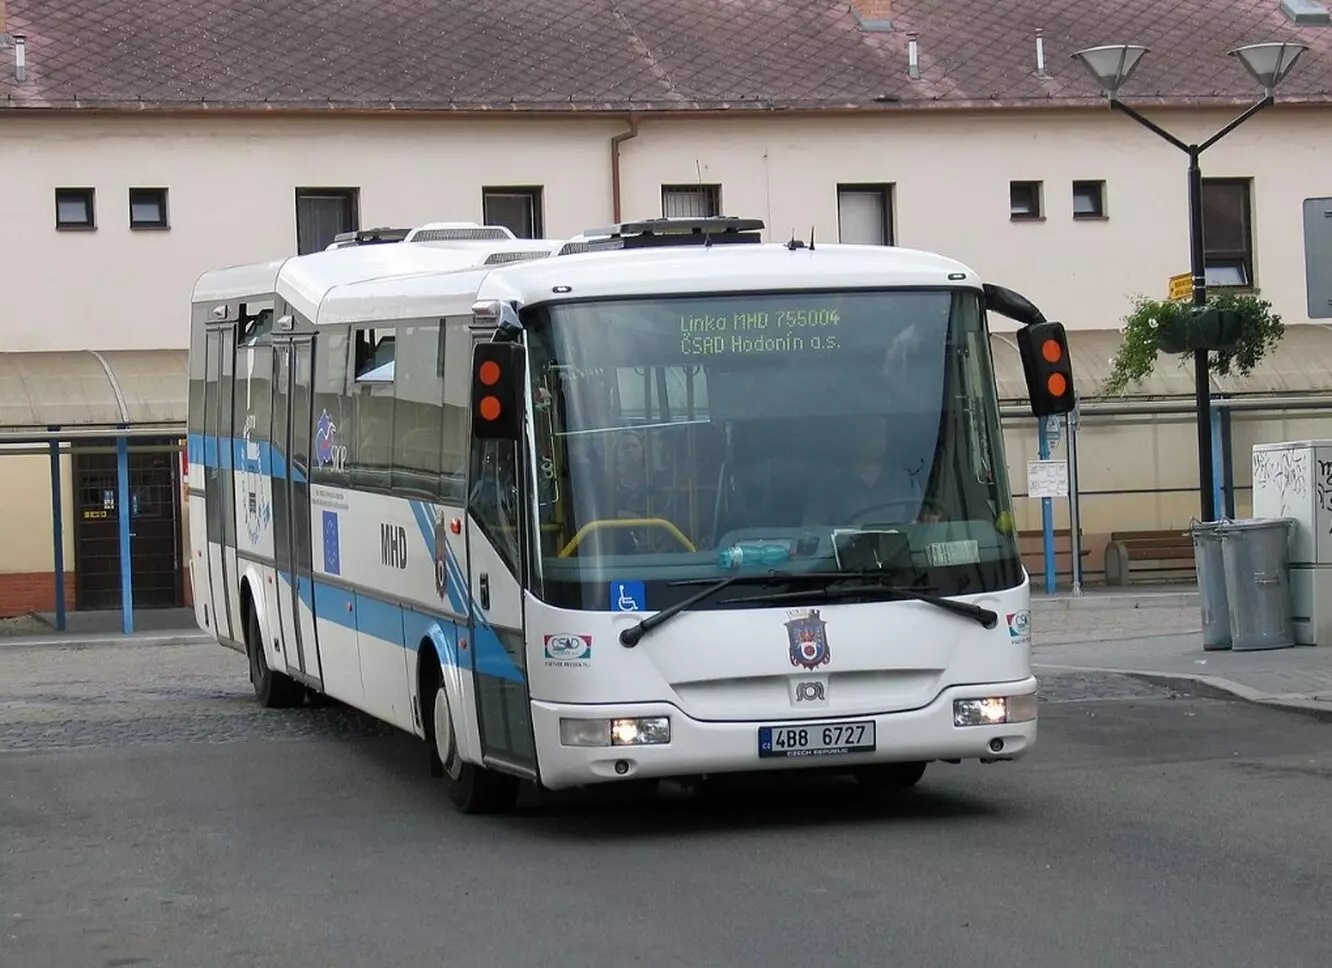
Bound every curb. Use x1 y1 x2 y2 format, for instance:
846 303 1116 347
1031 592 1198 612
0 630 212 651
1034 661 1332 724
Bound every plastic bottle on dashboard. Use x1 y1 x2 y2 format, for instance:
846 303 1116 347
717 541 791 569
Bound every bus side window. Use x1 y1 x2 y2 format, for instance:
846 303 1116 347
351 325 395 490
469 439 523 579
311 328 352 486
391 321 445 500
439 318 471 504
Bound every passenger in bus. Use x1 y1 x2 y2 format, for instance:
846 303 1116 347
606 429 688 553
803 413 934 526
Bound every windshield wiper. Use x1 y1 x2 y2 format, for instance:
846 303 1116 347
619 571 799 647
719 575 998 629
620 569 996 646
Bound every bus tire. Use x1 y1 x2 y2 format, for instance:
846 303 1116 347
246 603 304 709
423 655 519 815
853 761 928 792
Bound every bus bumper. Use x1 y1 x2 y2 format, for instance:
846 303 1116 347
529 677 1038 791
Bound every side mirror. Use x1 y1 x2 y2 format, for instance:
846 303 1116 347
470 341 526 440
983 283 1047 326
1016 321 1075 417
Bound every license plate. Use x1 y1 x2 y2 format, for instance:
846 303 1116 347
758 721 876 759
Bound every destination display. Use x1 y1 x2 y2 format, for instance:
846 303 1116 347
679 307 844 358
543 289 960 380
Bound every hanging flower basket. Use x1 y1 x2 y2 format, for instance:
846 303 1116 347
1103 291 1284 396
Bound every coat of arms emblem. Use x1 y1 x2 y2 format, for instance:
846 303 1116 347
785 609 830 670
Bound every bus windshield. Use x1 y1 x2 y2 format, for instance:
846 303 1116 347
522 288 1022 611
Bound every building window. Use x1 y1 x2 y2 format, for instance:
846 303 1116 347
837 184 894 245
295 187 359 254
1203 178 1254 288
662 185 721 218
482 187 543 239
1010 181 1043 220
129 188 169 229
55 188 95 230
1072 180 1106 219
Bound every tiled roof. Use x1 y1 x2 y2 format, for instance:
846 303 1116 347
3 0 1332 113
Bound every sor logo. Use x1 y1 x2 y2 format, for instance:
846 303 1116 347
793 679 827 703
314 409 347 471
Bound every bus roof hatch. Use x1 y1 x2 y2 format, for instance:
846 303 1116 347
577 216 766 249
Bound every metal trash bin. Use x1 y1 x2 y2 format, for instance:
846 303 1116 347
1190 519 1231 651
1218 517 1297 652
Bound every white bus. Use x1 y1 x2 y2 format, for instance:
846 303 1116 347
187 216 1076 813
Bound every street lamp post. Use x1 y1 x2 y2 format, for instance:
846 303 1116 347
1072 42 1308 522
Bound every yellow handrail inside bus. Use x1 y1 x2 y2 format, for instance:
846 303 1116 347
557 518 697 557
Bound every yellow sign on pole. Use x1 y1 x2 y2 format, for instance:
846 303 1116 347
1168 272 1193 302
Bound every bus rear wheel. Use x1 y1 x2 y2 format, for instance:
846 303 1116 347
246 605 304 709
425 664 519 815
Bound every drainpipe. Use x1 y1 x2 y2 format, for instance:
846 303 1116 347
610 114 641 222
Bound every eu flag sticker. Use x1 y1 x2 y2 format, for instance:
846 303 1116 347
322 510 341 575
609 580 645 612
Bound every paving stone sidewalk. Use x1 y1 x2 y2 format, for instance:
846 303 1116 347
1032 589 1332 721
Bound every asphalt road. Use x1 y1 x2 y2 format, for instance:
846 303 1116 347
2 641 1331 968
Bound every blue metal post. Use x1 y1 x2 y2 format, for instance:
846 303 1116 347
48 439 66 632
1038 416 1056 595
1220 406 1236 519
117 434 134 635
1210 400 1225 523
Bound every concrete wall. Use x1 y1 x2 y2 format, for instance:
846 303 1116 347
2 108 1329 350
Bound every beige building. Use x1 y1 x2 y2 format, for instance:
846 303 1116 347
3 0 1332 616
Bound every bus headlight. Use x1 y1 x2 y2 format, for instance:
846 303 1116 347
560 717 671 747
953 694 1037 727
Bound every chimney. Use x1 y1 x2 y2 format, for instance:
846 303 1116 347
853 1 894 31
1035 28 1048 77
1281 0 1331 26
907 31 919 79
14 33 25 83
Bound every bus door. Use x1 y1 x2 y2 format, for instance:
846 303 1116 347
463 331 538 776
271 334 323 687
203 323 236 642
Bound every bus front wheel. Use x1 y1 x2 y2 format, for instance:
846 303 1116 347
246 604 304 709
425 666 519 815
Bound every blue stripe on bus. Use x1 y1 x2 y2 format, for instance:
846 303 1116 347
282 570 519 682
356 592 406 648
199 427 524 683
188 432 301 482
406 499 524 683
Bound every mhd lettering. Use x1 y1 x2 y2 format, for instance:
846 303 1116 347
678 311 772 332
380 523 408 569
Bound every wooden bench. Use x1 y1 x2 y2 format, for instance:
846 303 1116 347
1018 528 1090 584
1103 529 1198 585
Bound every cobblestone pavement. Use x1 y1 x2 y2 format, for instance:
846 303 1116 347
0 638 1177 753
0 641 395 752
